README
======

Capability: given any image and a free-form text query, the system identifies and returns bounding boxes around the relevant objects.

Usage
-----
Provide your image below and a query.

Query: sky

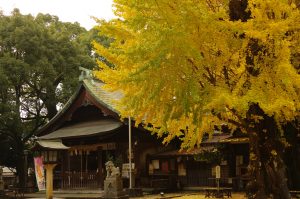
[0,0,116,30]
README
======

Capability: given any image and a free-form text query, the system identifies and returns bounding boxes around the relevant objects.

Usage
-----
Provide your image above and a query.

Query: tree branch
[53,72,64,87]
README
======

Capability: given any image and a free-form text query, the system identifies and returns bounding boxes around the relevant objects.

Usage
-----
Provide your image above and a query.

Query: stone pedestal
[103,177,128,199]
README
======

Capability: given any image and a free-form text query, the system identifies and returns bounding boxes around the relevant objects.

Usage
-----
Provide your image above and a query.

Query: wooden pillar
[60,151,65,189]
[97,147,103,188]
[44,164,57,199]
[67,152,71,188]
[80,151,83,187]
[86,151,88,173]
[133,137,139,187]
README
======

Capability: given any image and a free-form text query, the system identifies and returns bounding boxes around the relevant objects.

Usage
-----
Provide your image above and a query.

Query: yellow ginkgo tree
[94,0,300,198]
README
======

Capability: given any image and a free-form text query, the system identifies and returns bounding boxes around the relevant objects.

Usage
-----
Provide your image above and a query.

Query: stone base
[103,177,128,199]
[126,188,143,197]
[103,191,128,199]
[102,194,129,199]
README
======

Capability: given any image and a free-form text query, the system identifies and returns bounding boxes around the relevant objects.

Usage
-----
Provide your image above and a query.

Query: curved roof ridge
[82,79,123,114]
[35,78,123,137]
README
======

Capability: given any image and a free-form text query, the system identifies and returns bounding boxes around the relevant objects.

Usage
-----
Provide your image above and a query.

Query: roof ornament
[79,67,92,81]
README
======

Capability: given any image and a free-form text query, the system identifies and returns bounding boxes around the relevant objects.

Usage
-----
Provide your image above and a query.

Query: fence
[60,171,100,189]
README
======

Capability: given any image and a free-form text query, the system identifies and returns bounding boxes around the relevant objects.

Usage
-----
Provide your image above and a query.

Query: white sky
[0,0,116,30]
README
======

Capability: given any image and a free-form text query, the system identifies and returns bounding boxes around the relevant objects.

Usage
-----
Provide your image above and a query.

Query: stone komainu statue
[103,161,126,198]
[105,161,120,179]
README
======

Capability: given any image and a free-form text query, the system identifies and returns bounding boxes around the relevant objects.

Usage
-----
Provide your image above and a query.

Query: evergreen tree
[0,9,96,187]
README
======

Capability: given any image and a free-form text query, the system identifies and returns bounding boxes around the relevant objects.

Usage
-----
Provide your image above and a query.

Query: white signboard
[122,163,135,178]
[178,163,186,176]
[152,160,159,169]
[216,165,221,179]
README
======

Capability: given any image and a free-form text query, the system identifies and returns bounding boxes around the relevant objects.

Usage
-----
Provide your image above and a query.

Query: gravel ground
[19,190,248,199]
[134,192,247,199]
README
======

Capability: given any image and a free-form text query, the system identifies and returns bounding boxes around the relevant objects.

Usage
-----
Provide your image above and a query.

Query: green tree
[94,0,300,198]
[0,9,95,186]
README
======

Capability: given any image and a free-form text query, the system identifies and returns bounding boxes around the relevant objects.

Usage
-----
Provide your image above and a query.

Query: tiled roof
[36,139,69,150]
[202,134,232,144]
[39,120,122,139]
[83,79,123,113]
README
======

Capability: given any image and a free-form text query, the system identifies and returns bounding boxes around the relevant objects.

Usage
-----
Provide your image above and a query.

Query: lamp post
[41,150,58,199]
[32,139,69,199]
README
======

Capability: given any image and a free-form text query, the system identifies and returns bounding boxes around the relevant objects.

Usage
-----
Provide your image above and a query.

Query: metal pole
[128,116,132,189]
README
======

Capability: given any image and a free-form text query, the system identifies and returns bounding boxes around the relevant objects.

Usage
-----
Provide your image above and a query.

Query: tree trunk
[41,88,58,120]
[228,0,292,197]
[247,131,267,198]
[13,85,27,188]
[284,121,300,190]
[45,101,58,120]
[16,158,24,187]
[246,104,290,199]
[15,148,27,188]
[248,132,290,199]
